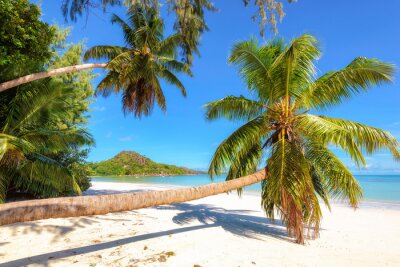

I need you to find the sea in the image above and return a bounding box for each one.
[92,174,400,205]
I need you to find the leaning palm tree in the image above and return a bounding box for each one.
[204,35,399,243]
[0,5,191,118]
[84,4,191,117]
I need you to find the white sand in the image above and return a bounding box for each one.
[1,181,400,267]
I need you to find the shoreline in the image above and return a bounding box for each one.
[1,181,400,266]
[89,172,206,178]
[89,179,400,208]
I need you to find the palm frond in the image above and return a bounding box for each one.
[229,37,283,101]
[297,114,365,166]
[226,142,263,196]
[298,114,400,166]
[157,33,181,56]
[300,57,395,109]
[310,167,331,210]
[269,34,320,101]
[325,117,400,159]
[96,71,121,97]
[157,57,192,76]
[122,80,155,118]
[305,141,363,207]
[0,167,13,203]
[149,74,167,112]
[84,45,128,61]
[159,68,187,97]
[263,139,321,242]
[111,13,137,47]
[208,115,268,178]
[14,156,77,198]
[3,80,77,134]
[204,95,264,122]
[105,51,136,71]
[21,128,94,155]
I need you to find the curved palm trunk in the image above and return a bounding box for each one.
[0,170,266,226]
[0,63,107,92]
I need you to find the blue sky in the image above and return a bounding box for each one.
[35,0,400,173]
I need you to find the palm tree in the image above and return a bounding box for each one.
[85,4,191,117]
[0,5,191,118]
[0,169,266,225]
[204,35,399,243]
[0,79,93,202]
[1,35,398,246]
[0,63,106,92]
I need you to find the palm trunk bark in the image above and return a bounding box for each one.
[0,170,266,226]
[0,63,107,92]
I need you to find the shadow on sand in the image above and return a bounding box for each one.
[4,215,133,243]
[1,203,289,267]
[156,203,289,240]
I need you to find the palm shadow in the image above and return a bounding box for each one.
[156,203,290,241]
[3,213,135,244]
[0,224,216,267]
[1,203,292,267]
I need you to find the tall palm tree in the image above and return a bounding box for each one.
[0,79,93,202]
[84,4,191,117]
[204,35,399,243]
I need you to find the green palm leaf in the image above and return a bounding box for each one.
[298,114,400,166]
[84,46,129,61]
[300,57,395,109]
[226,142,263,196]
[305,141,363,207]
[208,115,269,178]
[228,37,283,102]
[269,34,320,101]
[204,95,264,122]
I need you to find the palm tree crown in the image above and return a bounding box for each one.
[84,4,192,117]
[205,35,399,244]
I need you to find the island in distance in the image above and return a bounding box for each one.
[87,151,205,176]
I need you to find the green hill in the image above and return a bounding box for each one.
[87,151,204,176]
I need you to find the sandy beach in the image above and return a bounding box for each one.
[1,181,400,267]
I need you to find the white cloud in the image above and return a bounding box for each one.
[105,132,112,139]
[389,121,400,127]
[92,105,106,112]
[119,136,133,142]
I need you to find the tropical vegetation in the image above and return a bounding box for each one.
[0,0,295,92]
[0,0,55,81]
[0,1,95,202]
[62,0,292,41]
[204,35,399,243]
[1,0,399,248]
[88,151,203,176]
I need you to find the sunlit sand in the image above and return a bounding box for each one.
[1,181,400,266]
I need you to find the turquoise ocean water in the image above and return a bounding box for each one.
[92,174,400,204]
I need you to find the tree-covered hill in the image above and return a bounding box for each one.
[87,151,204,176]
